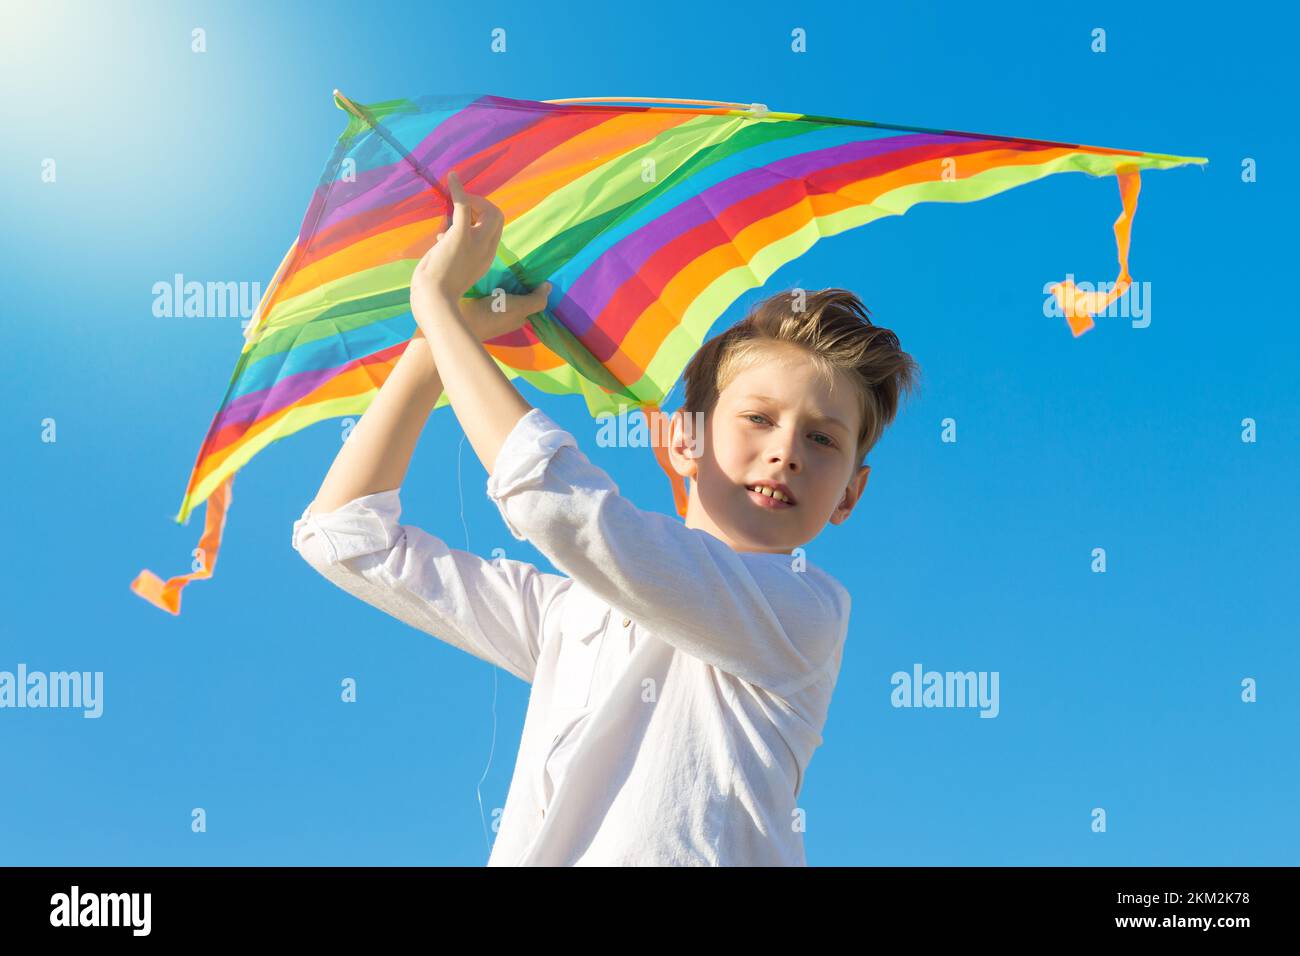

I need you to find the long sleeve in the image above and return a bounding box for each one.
[485,408,851,699]
[291,488,571,685]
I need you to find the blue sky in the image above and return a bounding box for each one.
[1,0,1295,865]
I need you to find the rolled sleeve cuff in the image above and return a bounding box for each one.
[292,488,403,564]
[485,407,577,540]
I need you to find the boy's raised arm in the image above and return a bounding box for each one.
[409,171,541,481]
[307,330,443,516]
[308,291,548,515]
[293,485,570,685]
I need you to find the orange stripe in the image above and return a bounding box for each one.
[487,111,696,221]
[291,189,450,277]
[483,336,563,371]
[275,217,440,303]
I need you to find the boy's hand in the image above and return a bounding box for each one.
[458,285,551,340]
[409,169,550,337]
[410,170,505,321]
[409,284,552,344]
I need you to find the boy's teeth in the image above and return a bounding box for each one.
[749,485,790,503]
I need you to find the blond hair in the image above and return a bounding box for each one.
[678,288,921,465]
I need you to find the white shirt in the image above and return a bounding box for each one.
[291,406,852,865]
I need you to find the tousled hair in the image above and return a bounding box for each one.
[678,288,921,466]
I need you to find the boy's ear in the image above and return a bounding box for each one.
[829,464,870,526]
[667,408,703,480]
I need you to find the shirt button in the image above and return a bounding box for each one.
[622,617,631,628]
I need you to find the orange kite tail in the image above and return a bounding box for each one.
[1050,165,1142,337]
[640,401,689,517]
[130,475,234,615]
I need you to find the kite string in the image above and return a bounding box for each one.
[459,431,500,862]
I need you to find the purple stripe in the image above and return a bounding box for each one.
[561,132,957,335]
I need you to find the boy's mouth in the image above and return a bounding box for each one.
[745,482,796,508]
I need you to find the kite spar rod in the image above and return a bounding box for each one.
[544,95,1206,163]
[333,88,454,213]
[544,95,770,114]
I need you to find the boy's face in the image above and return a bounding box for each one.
[669,343,871,555]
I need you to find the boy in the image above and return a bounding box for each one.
[292,172,920,865]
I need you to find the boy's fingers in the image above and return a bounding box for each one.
[468,191,500,217]
[447,170,471,229]
[529,285,550,314]
[513,282,552,316]
[465,195,499,235]
[483,212,504,249]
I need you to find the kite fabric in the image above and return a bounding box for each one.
[130,91,1207,615]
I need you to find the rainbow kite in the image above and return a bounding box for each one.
[131,91,1207,615]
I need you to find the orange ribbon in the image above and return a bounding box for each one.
[130,475,233,615]
[640,402,689,517]
[1050,166,1142,337]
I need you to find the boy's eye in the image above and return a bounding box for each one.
[746,413,837,449]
